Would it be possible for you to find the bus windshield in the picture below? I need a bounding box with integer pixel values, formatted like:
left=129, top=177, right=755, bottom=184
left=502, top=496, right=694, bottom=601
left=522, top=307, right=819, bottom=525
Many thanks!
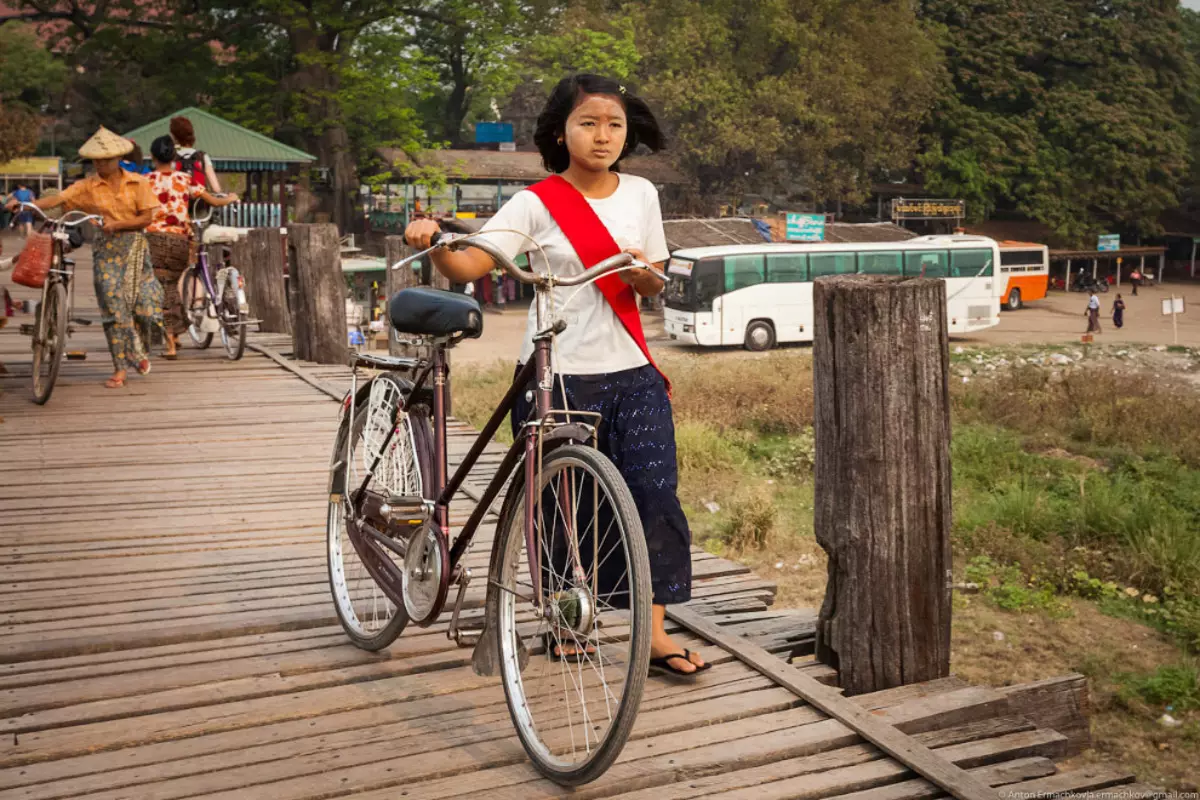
left=664, top=257, right=723, bottom=312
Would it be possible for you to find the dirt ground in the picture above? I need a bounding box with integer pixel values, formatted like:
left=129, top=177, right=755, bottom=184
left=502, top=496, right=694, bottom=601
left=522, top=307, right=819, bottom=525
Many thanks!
left=450, top=280, right=1200, bottom=366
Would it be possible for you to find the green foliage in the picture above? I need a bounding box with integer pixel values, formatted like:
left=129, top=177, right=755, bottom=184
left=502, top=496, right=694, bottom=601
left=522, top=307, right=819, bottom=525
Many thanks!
left=1116, top=664, right=1200, bottom=713
left=919, top=0, right=1200, bottom=243
left=0, top=23, right=68, bottom=163
left=628, top=0, right=942, bottom=204
left=0, top=23, right=67, bottom=108
left=522, top=11, right=641, bottom=84
left=964, top=556, right=1068, bottom=615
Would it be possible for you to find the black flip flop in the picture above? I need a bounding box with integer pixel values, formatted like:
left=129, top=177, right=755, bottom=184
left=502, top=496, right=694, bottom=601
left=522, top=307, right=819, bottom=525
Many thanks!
left=543, top=632, right=596, bottom=663
left=649, top=650, right=712, bottom=678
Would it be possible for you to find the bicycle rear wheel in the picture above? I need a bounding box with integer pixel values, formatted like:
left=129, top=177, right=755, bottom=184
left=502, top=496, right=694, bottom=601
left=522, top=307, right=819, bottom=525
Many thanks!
left=219, top=286, right=247, bottom=360
left=492, top=444, right=651, bottom=786
left=31, top=281, right=68, bottom=405
left=327, top=375, right=432, bottom=650
left=182, top=272, right=213, bottom=349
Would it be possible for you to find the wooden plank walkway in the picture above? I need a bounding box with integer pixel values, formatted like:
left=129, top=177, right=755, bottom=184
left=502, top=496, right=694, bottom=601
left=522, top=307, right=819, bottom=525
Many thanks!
left=0, top=247, right=1156, bottom=799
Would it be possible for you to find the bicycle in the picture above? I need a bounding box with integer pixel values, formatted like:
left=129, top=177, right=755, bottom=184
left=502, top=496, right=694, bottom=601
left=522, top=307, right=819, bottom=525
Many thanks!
left=8, top=203, right=102, bottom=404
left=180, top=197, right=249, bottom=360
left=326, top=232, right=656, bottom=785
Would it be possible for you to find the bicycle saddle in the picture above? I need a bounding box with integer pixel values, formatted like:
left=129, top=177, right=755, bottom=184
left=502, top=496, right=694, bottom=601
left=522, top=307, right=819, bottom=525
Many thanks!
left=388, top=286, right=483, bottom=339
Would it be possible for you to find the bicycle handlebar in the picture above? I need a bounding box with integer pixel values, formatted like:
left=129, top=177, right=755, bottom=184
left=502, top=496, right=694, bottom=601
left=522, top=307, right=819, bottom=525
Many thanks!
left=10, top=202, right=103, bottom=229
left=392, top=231, right=664, bottom=290
left=191, top=195, right=240, bottom=227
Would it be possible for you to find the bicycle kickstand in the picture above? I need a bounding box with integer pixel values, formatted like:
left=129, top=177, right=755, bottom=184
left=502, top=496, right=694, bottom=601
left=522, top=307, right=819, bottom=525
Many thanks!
left=446, top=566, right=481, bottom=647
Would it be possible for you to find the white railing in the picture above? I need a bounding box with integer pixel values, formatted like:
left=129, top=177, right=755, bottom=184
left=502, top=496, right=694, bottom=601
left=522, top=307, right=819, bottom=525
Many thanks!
left=217, top=203, right=281, bottom=228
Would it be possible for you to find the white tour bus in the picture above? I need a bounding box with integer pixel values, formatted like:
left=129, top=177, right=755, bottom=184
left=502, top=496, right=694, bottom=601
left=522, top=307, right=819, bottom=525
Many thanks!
left=662, top=235, right=1003, bottom=350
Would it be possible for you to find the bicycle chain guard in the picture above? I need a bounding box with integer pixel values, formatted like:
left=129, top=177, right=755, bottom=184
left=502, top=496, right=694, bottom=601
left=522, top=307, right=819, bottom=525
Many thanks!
left=402, top=524, right=449, bottom=626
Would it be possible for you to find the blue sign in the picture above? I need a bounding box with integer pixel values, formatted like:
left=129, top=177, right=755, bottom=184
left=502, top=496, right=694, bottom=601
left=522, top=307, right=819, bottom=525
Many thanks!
left=475, top=122, right=514, bottom=144
left=786, top=213, right=825, bottom=242
left=1097, top=234, right=1120, bottom=252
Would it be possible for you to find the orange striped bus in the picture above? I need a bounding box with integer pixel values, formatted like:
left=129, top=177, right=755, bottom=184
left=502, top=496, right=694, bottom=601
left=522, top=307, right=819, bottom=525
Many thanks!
left=998, top=241, right=1049, bottom=310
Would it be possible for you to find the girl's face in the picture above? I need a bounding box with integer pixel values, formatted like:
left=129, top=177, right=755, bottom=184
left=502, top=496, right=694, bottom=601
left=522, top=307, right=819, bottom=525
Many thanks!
left=563, top=93, right=627, bottom=172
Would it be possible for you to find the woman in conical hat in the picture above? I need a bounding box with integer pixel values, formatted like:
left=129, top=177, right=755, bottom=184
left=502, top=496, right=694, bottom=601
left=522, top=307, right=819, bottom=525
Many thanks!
left=6, top=126, right=163, bottom=388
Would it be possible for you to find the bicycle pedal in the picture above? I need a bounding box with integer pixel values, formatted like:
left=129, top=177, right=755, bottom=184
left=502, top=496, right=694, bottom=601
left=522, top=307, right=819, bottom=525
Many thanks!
left=66, top=351, right=87, bottom=361
left=70, top=317, right=93, bottom=326
left=19, top=324, right=34, bottom=336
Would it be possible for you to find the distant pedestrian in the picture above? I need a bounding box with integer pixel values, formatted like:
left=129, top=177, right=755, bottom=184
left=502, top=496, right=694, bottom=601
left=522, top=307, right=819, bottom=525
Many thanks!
left=1130, top=269, right=1141, bottom=296
left=11, top=183, right=35, bottom=237
left=119, top=144, right=149, bottom=175
left=1085, top=292, right=1102, bottom=333
left=169, top=116, right=222, bottom=192
left=1112, top=294, right=1126, bottom=329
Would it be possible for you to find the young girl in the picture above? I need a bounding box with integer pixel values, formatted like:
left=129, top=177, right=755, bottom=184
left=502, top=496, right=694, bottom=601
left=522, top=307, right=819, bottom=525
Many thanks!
left=144, top=135, right=238, bottom=358
left=405, top=74, right=708, bottom=677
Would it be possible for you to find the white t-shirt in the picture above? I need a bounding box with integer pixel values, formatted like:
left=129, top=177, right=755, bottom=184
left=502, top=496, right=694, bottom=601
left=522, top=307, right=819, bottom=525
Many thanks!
left=479, top=173, right=669, bottom=375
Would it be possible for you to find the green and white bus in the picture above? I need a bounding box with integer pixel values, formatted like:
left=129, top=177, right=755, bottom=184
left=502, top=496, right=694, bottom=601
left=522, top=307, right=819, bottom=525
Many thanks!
left=662, top=235, right=1003, bottom=350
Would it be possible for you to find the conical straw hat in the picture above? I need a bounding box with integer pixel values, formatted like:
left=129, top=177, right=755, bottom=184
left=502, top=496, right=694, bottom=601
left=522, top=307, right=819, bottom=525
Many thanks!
left=78, top=126, right=134, bottom=159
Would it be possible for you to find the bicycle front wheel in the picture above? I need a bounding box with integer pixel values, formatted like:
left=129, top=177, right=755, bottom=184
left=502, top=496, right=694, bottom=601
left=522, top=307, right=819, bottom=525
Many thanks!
left=219, top=286, right=246, bottom=360
left=492, top=444, right=651, bottom=786
left=32, top=281, right=68, bottom=405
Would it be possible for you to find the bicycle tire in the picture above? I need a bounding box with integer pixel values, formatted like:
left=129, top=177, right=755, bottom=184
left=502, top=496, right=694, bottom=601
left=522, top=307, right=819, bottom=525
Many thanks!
left=326, top=375, right=433, bottom=650
left=182, top=272, right=214, bottom=349
left=31, top=281, right=68, bottom=405
left=492, top=444, right=651, bottom=786
left=219, top=286, right=247, bottom=360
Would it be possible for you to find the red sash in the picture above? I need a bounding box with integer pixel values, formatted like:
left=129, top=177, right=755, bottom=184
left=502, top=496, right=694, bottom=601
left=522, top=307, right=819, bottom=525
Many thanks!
left=527, top=175, right=670, bottom=393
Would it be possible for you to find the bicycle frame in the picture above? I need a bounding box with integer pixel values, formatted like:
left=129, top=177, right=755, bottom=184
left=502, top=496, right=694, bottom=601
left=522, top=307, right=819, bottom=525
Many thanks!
left=347, top=327, right=597, bottom=618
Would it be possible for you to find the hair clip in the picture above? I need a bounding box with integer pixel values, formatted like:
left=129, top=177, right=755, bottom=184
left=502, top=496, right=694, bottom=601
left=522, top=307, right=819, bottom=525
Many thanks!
left=619, top=85, right=626, bottom=94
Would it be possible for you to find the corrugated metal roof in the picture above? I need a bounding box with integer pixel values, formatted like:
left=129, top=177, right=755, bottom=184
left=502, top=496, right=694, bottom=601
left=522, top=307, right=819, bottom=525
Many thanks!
left=663, top=218, right=769, bottom=251
left=378, top=148, right=687, bottom=184
left=0, top=157, right=61, bottom=176
left=123, top=108, right=315, bottom=166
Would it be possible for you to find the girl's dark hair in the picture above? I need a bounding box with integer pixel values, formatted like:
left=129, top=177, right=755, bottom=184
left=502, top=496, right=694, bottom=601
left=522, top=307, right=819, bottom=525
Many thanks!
left=534, top=74, right=664, bottom=173
left=150, top=135, right=176, bottom=165
left=128, top=144, right=144, bottom=165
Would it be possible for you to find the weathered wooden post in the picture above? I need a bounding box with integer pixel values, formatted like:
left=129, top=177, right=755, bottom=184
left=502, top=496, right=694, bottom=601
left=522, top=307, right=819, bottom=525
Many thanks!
left=244, top=227, right=291, bottom=335
left=382, top=233, right=453, bottom=411
left=385, top=235, right=421, bottom=358
left=812, top=275, right=952, bottom=696
left=287, top=223, right=348, bottom=365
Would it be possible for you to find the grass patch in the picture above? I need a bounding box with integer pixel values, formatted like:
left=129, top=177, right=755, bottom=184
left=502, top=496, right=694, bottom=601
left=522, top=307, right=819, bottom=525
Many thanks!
left=1116, top=663, right=1200, bottom=714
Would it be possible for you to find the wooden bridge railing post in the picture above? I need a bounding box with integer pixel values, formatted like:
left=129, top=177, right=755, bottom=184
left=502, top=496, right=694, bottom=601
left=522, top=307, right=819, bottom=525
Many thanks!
left=244, top=227, right=291, bottom=335
left=383, top=234, right=452, bottom=411
left=812, top=275, right=952, bottom=696
left=287, top=223, right=348, bottom=365
left=385, top=235, right=421, bottom=358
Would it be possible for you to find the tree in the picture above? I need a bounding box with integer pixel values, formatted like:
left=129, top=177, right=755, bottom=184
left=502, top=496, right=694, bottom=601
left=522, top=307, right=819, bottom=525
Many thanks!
left=918, top=0, right=1200, bottom=244
left=3, top=1, right=455, bottom=229
left=0, top=22, right=67, bottom=163
left=410, top=0, right=553, bottom=146
left=627, top=0, right=942, bottom=208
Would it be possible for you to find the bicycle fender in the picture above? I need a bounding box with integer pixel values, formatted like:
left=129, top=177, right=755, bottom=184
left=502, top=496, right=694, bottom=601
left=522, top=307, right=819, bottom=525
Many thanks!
left=471, top=433, right=588, bottom=677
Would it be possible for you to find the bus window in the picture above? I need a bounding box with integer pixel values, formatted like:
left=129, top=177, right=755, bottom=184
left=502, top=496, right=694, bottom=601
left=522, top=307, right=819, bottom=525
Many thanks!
left=693, top=258, right=724, bottom=307
left=810, top=253, right=856, bottom=278
left=725, top=254, right=765, bottom=292
left=767, top=253, right=808, bottom=283
left=904, top=251, right=949, bottom=278
left=858, top=251, right=903, bottom=275
left=999, top=250, right=1044, bottom=268
left=951, top=249, right=993, bottom=278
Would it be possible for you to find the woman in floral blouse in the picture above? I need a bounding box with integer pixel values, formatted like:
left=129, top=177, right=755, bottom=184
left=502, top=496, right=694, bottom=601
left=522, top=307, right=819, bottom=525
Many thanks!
left=145, top=135, right=238, bottom=358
